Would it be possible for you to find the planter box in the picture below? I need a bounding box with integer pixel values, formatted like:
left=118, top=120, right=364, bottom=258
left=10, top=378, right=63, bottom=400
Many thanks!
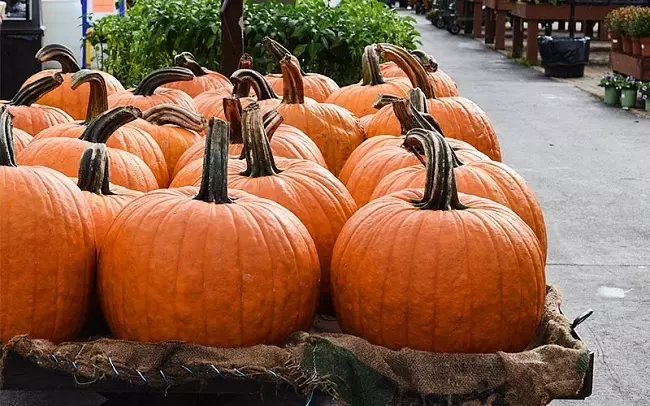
left=610, top=51, right=650, bottom=81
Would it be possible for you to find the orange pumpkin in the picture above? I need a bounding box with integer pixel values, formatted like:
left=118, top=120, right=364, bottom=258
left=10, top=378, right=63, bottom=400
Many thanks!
left=367, top=44, right=502, bottom=161
left=2, top=74, right=73, bottom=135
left=263, top=37, right=339, bottom=102
left=371, top=155, right=547, bottom=256
left=0, top=109, right=95, bottom=343
left=98, top=118, right=320, bottom=347
left=359, top=114, right=374, bottom=132
left=19, top=107, right=159, bottom=192
left=10, top=125, right=33, bottom=154
left=275, top=55, right=365, bottom=176
left=379, top=49, right=458, bottom=98
left=129, top=104, right=205, bottom=176
left=108, top=67, right=198, bottom=113
left=171, top=99, right=326, bottom=184
left=162, top=52, right=232, bottom=98
left=21, top=44, right=125, bottom=120
left=338, top=95, right=489, bottom=187
left=331, top=127, right=545, bottom=353
left=325, top=45, right=411, bottom=117
left=75, top=144, right=142, bottom=246
left=33, top=70, right=169, bottom=188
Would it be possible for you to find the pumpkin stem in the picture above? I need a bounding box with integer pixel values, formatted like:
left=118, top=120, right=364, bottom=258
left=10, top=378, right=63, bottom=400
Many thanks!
left=280, top=55, right=305, bottom=104
left=373, top=94, right=402, bottom=110
left=377, top=43, right=436, bottom=99
left=262, top=37, right=307, bottom=76
left=223, top=96, right=244, bottom=146
left=132, top=67, right=194, bottom=96
left=232, top=54, right=254, bottom=96
left=230, top=69, right=279, bottom=100
left=361, top=45, right=386, bottom=86
left=35, top=44, right=81, bottom=74
left=142, top=104, right=207, bottom=132
left=9, top=73, right=64, bottom=106
left=404, top=128, right=466, bottom=211
left=174, top=52, right=207, bottom=77
left=0, top=109, right=17, bottom=167
left=262, top=109, right=284, bottom=141
left=195, top=118, right=233, bottom=204
left=71, top=70, right=109, bottom=124
left=241, top=103, right=281, bottom=178
left=410, top=50, right=439, bottom=73
left=80, top=106, right=142, bottom=144
left=77, top=143, right=114, bottom=195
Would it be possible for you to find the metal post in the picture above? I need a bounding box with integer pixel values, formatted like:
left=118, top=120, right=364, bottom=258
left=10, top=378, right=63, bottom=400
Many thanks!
left=119, top=0, right=126, bottom=16
left=220, top=0, right=244, bottom=77
left=81, top=0, right=88, bottom=68
left=568, top=0, right=575, bottom=38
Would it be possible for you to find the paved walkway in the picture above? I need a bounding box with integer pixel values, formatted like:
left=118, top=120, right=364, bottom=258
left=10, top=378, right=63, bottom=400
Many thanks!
left=412, top=13, right=650, bottom=405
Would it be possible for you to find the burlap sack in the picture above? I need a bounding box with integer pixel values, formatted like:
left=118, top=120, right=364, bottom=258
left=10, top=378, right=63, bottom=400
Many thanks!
left=0, top=285, right=590, bottom=406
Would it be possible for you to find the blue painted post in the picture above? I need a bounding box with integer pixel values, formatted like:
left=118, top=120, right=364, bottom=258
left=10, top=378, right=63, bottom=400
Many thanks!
left=81, top=0, right=88, bottom=68
left=119, top=0, right=126, bottom=16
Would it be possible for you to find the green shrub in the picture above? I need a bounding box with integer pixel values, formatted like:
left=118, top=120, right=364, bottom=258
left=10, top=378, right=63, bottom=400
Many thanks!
left=90, top=0, right=420, bottom=87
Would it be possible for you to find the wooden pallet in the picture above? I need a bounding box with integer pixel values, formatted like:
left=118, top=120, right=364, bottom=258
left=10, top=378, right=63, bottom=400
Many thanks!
left=610, top=51, right=650, bottom=81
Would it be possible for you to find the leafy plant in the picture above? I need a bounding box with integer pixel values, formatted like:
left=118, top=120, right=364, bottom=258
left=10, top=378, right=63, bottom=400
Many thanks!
left=626, top=7, right=650, bottom=37
left=640, top=82, right=650, bottom=101
left=598, top=72, right=618, bottom=88
left=617, top=75, right=638, bottom=90
left=89, top=0, right=420, bottom=87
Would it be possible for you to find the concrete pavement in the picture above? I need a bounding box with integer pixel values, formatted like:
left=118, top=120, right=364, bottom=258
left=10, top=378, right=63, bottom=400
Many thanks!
left=411, top=13, right=649, bottom=405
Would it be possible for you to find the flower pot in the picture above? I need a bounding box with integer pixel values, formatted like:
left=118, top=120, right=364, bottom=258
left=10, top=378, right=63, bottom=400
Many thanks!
left=537, top=36, right=591, bottom=78
left=646, top=99, right=650, bottom=112
left=620, top=88, right=638, bottom=108
left=604, top=87, right=621, bottom=106
left=641, top=37, right=650, bottom=57
left=622, top=36, right=633, bottom=54
left=609, top=31, right=622, bottom=52
left=632, top=37, right=642, bottom=57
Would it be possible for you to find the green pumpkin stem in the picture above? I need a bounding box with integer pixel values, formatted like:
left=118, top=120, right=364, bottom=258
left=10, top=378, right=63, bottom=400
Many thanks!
left=262, top=37, right=307, bottom=76
left=411, top=50, right=439, bottom=73
left=241, top=103, right=281, bottom=178
left=280, top=55, right=305, bottom=104
left=223, top=96, right=244, bottom=146
left=9, top=73, right=64, bottom=106
left=195, top=118, right=232, bottom=204
left=132, top=67, right=194, bottom=96
left=174, top=52, right=207, bottom=77
left=362, top=45, right=386, bottom=86
left=377, top=43, right=436, bottom=99
left=142, top=104, right=206, bottom=132
left=35, top=44, right=81, bottom=74
left=80, top=106, right=142, bottom=144
left=404, top=128, right=466, bottom=211
left=0, top=109, right=17, bottom=167
left=71, top=70, right=109, bottom=123
left=230, top=69, right=279, bottom=100
left=77, top=144, right=114, bottom=195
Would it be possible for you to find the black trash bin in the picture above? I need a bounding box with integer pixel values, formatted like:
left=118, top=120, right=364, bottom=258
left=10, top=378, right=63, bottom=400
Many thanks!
left=537, top=36, right=590, bottom=78
left=0, top=0, right=44, bottom=100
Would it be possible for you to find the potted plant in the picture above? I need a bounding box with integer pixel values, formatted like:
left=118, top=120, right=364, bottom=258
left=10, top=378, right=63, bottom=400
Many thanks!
left=599, top=72, right=621, bottom=105
left=619, top=75, right=639, bottom=108
left=628, top=7, right=650, bottom=57
left=640, top=82, right=650, bottom=112
left=605, top=8, right=623, bottom=52
left=626, top=7, right=643, bottom=57
left=619, top=6, right=636, bottom=55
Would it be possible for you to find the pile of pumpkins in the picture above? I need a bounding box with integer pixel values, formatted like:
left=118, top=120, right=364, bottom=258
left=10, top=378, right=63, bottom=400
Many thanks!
left=0, top=40, right=546, bottom=354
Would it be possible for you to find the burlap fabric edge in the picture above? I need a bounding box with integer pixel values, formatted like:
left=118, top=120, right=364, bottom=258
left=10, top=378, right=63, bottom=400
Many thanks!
left=0, top=285, right=589, bottom=406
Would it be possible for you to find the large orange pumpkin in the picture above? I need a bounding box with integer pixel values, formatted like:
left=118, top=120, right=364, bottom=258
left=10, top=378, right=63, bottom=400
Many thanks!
left=98, top=118, right=320, bottom=347
left=171, top=99, right=325, bottom=185
left=331, top=127, right=545, bottom=353
left=263, top=37, right=339, bottom=102
left=325, top=45, right=411, bottom=117
left=19, top=107, right=159, bottom=192
left=2, top=74, right=73, bottom=135
left=108, top=67, right=198, bottom=113
left=275, top=56, right=365, bottom=176
left=75, top=144, right=143, bottom=246
left=367, top=44, right=502, bottom=161
left=22, top=44, right=124, bottom=120
left=380, top=49, right=458, bottom=98
left=33, top=70, right=169, bottom=188
left=162, top=52, right=232, bottom=98
left=0, top=109, right=96, bottom=343
left=9, top=123, right=33, bottom=154
left=129, top=104, right=205, bottom=176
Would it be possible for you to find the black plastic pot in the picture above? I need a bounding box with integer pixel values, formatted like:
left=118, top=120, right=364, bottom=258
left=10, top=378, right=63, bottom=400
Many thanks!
left=537, top=36, right=591, bottom=78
